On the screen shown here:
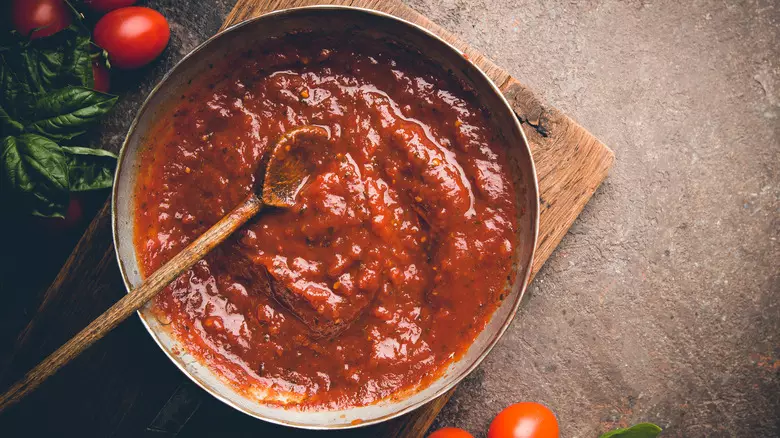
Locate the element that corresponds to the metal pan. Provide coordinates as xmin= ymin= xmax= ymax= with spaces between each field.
xmin=112 ymin=5 xmax=539 ymax=429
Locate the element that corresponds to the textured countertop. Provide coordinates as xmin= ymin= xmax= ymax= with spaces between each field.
xmin=2 ymin=1 xmax=778 ymax=437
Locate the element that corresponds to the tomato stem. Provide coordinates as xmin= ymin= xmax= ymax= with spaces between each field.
xmin=63 ymin=0 xmax=85 ymax=21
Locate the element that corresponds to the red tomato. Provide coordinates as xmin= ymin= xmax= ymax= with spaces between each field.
xmin=488 ymin=402 xmax=560 ymax=438
xmin=83 ymin=0 xmax=136 ymax=14
xmin=92 ymin=60 xmax=111 ymax=93
xmin=429 ymin=427 xmax=474 ymax=438
xmin=11 ymin=0 xmax=72 ymax=39
xmin=93 ymin=7 xmax=170 ymax=69
xmin=40 ymin=195 xmax=84 ymax=232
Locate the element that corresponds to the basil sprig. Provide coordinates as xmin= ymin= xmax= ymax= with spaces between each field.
xmin=600 ymin=423 xmax=662 ymax=438
xmin=0 ymin=25 xmax=118 ymax=218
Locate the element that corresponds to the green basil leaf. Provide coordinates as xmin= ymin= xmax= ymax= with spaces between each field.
xmin=33 ymin=29 xmax=93 ymax=90
xmin=0 ymin=24 xmax=94 ymax=130
xmin=8 ymin=26 xmax=94 ymax=94
xmin=27 ymin=86 xmax=117 ymax=140
xmin=0 ymin=52 xmax=36 ymax=127
xmin=1 ymin=134 xmax=69 ymax=217
xmin=600 ymin=423 xmax=662 ymax=438
xmin=0 ymin=103 xmax=24 ymax=136
xmin=0 ymin=50 xmax=36 ymax=105
xmin=61 ymin=146 xmax=117 ymax=191
xmin=72 ymin=32 xmax=94 ymax=89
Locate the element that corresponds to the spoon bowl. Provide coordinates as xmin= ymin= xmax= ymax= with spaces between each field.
xmin=263 ymin=125 xmax=330 ymax=208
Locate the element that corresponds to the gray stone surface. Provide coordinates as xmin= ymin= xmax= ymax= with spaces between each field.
xmin=99 ymin=1 xmax=779 ymax=436
xmin=407 ymin=1 xmax=779 ymax=437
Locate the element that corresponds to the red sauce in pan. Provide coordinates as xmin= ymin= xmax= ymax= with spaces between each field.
xmin=134 ymin=33 xmax=518 ymax=408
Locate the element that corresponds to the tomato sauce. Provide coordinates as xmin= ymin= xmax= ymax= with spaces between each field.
xmin=134 ymin=33 xmax=518 ymax=408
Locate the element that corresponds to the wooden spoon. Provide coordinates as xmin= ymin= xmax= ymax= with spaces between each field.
xmin=0 ymin=125 xmax=330 ymax=411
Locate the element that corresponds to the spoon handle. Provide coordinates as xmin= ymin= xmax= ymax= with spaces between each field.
xmin=0 ymin=193 xmax=264 ymax=412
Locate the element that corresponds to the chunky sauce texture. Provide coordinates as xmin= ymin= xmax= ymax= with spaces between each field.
xmin=134 ymin=34 xmax=518 ymax=408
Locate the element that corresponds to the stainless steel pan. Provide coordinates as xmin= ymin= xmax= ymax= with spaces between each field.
xmin=112 ymin=5 xmax=539 ymax=429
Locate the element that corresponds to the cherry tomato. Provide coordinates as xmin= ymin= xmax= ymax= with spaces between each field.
xmin=40 ymin=195 xmax=85 ymax=232
xmin=488 ymin=402 xmax=560 ymax=438
xmin=92 ymin=60 xmax=111 ymax=93
xmin=93 ymin=7 xmax=170 ymax=69
xmin=11 ymin=0 xmax=72 ymax=39
xmin=83 ymin=0 xmax=136 ymax=14
xmin=429 ymin=427 xmax=474 ymax=438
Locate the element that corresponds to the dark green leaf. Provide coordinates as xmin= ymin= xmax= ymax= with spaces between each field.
xmin=34 ymin=29 xmax=93 ymax=90
xmin=0 ymin=52 xmax=35 ymax=127
xmin=27 ymin=86 xmax=117 ymax=140
xmin=1 ymin=134 xmax=69 ymax=217
xmin=72 ymin=32 xmax=94 ymax=88
xmin=0 ymin=50 xmax=36 ymax=103
xmin=9 ymin=26 xmax=94 ymax=93
xmin=0 ymin=23 xmax=114 ymax=218
xmin=0 ymin=102 xmax=24 ymax=136
xmin=600 ymin=423 xmax=662 ymax=438
xmin=62 ymin=146 xmax=117 ymax=191
xmin=0 ymin=25 xmax=94 ymax=129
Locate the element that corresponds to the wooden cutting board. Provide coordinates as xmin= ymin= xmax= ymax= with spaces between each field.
xmin=0 ymin=1 xmax=613 ymax=437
